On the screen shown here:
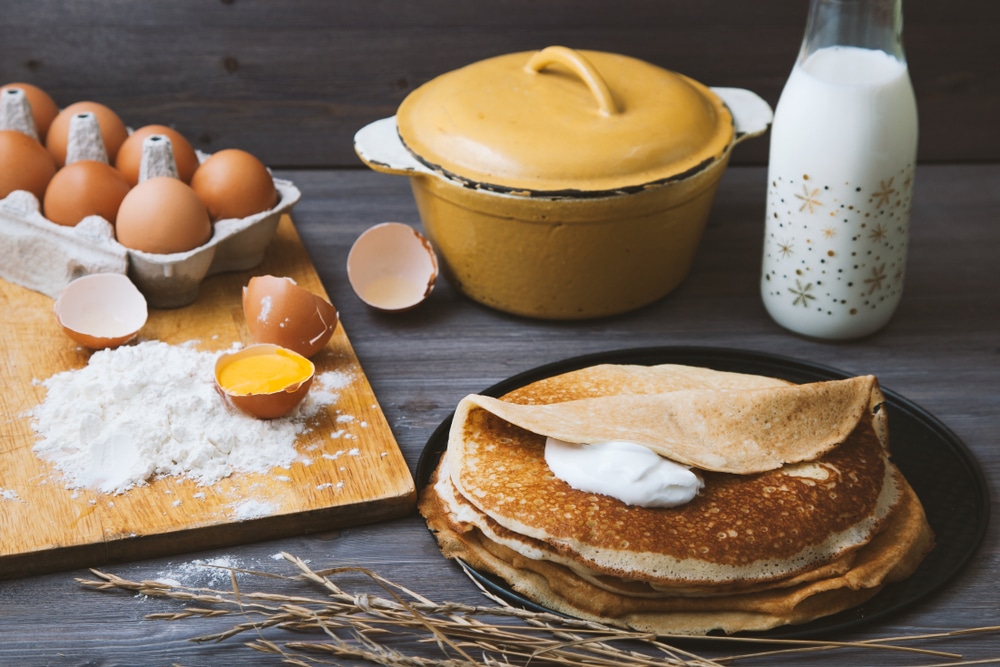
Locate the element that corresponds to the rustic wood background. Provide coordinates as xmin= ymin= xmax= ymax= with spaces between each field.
xmin=1 ymin=0 xmax=996 ymax=168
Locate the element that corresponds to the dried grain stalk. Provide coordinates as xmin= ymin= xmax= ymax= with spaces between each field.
xmin=77 ymin=553 xmax=1000 ymax=667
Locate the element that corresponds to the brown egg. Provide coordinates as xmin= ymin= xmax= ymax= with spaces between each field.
xmin=0 ymin=82 xmax=58 ymax=140
xmin=115 ymin=124 xmax=200 ymax=185
xmin=0 ymin=129 xmax=57 ymax=200
xmin=347 ymin=222 xmax=439 ymax=311
xmin=214 ymin=343 xmax=315 ymax=419
xmin=115 ymin=176 xmax=212 ymax=254
xmin=54 ymin=273 xmax=148 ymax=350
xmin=190 ymin=148 xmax=278 ymax=220
xmin=242 ymin=275 xmax=339 ymax=358
xmin=46 ymin=101 xmax=129 ymax=167
xmin=43 ymin=160 xmax=131 ymax=227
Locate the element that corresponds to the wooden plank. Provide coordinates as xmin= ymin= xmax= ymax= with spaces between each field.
xmin=0 ymin=214 xmax=416 ymax=580
xmin=0 ymin=0 xmax=996 ymax=167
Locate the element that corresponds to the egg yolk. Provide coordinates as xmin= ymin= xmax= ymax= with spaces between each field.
xmin=218 ymin=348 xmax=313 ymax=395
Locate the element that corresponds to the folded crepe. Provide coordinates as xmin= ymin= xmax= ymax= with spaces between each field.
xmin=419 ymin=363 xmax=934 ymax=635
xmin=453 ymin=372 xmax=886 ymax=474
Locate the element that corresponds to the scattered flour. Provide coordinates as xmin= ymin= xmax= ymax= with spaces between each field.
xmin=151 ymin=553 xmax=311 ymax=589
xmin=30 ymin=339 xmax=354 ymax=495
xmin=316 ymin=481 xmax=345 ymax=491
xmin=230 ymin=498 xmax=278 ymax=520
xmin=154 ymin=555 xmax=249 ymax=588
xmin=1 ymin=488 xmax=23 ymax=502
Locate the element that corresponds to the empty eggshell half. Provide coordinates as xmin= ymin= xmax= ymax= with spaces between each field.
xmin=53 ymin=273 xmax=148 ymax=349
xmin=347 ymin=222 xmax=438 ymax=311
xmin=214 ymin=343 xmax=315 ymax=419
xmin=242 ymin=275 xmax=339 ymax=358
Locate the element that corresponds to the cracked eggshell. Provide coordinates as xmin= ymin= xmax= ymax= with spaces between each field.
xmin=242 ymin=275 xmax=339 ymax=358
xmin=347 ymin=222 xmax=438 ymax=311
xmin=53 ymin=273 xmax=147 ymax=349
xmin=214 ymin=343 xmax=315 ymax=420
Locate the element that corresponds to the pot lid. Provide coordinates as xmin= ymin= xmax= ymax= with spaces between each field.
xmin=396 ymin=46 xmax=734 ymax=195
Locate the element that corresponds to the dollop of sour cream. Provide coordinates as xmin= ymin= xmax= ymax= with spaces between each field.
xmin=544 ymin=438 xmax=704 ymax=508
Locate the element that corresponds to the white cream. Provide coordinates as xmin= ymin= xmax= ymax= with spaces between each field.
xmin=544 ymin=438 xmax=703 ymax=508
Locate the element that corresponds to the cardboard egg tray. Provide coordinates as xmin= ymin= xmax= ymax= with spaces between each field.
xmin=0 ymin=174 xmax=300 ymax=309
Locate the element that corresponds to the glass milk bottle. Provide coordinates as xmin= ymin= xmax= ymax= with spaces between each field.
xmin=760 ymin=0 xmax=918 ymax=339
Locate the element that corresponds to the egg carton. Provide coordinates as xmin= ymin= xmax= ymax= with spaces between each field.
xmin=0 ymin=176 xmax=300 ymax=308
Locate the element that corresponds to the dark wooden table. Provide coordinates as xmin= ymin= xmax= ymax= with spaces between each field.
xmin=2 ymin=164 xmax=997 ymax=665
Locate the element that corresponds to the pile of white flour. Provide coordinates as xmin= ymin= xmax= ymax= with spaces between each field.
xmin=30 ymin=339 xmax=352 ymax=495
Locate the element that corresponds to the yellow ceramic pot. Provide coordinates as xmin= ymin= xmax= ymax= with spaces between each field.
xmin=355 ymin=46 xmax=772 ymax=319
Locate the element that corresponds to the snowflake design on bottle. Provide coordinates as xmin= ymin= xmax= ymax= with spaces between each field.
xmin=761 ymin=164 xmax=915 ymax=324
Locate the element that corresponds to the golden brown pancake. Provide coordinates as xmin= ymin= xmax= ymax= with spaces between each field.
xmin=447 ymin=404 xmax=899 ymax=586
xmin=421 ymin=465 xmax=933 ymax=635
xmin=430 ymin=456 xmax=865 ymax=598
xmin=419 ymin=363 xmax=934 ymax=635
xmin=421 ymin=472 xmax=933 ymax=634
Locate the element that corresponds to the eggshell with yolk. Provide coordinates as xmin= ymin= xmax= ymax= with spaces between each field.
xmin=242 ymin=275 xmax=339 ymax=358
xmin=214 ymin=343 xmax=315 ymax=419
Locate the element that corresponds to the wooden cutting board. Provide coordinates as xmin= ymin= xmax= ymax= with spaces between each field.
xmin=0 ymin=215 xmax=416 ymax=580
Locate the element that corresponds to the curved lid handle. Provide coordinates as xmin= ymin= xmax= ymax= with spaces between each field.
xmin=524 ymin=46 xmax=620 ymax=116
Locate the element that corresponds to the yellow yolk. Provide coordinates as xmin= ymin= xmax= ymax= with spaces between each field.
xmin=217 ymin=347 xmax=313 ymax=395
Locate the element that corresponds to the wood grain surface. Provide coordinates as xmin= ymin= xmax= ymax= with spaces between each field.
xmin=0 ymin=215 xmax=415 ymax=580
xmin=0 ymin=164 xmax=996 ymax=665
xmin=0 ymin=0 xmax=996 ymax=167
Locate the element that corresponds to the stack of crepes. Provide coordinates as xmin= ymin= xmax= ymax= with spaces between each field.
xmin=419 ymin=363 xmax=935 ymax=635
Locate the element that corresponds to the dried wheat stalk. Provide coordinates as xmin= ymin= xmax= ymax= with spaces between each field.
xmin=77 ymin=553 xmax=1000 ymax=667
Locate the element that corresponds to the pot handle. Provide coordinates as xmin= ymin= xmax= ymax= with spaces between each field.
xmin=353 ymin=116 xmax=434 ymax=177
xmin=710 ymin=87 xmax=774 ymax=144
xmin=524 ymin=46 xmax=620 ymax=116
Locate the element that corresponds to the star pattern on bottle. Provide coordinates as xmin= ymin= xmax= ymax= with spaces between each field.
xmin=868 ymin=223 xmax=889 ymax=243
xmin=777 ymin=239 xmax=794 ymax=257
xmin=822 ymin=226 xmax=837 ymax=239
xmin=872 ymin=178 xmax=897 ymax=208
xmin=795 ymin=185 xmax=823 ymax=214
xmin=865 ymin=264 xmax=888 ymax=294
xmin=789 ymin=280 xmax=816 ymax=307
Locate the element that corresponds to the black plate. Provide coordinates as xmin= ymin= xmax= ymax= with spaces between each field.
xmin=416 ymin=346 xmax=990 ymax=640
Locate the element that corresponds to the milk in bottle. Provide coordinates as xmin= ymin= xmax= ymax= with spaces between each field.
xmin=761 ymin=0 xmax=918 ymax=339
